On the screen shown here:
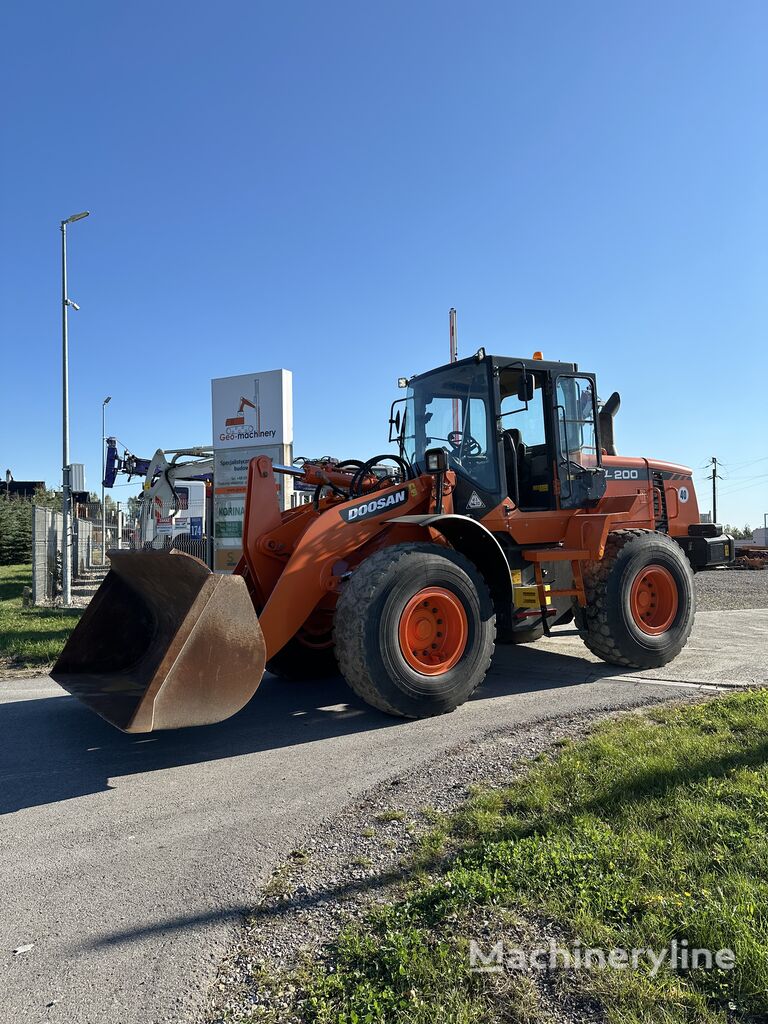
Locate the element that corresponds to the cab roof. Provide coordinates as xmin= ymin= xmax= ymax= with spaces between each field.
xmin=408 ymin=351 xmax=579 ymax=384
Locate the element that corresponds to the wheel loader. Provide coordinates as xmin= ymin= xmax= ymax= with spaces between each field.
xmin=52 ymin=350 xmax=734 ymax=731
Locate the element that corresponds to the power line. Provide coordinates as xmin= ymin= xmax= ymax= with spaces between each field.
xmin=719 ymin=471 xmax=768 ymax=492
xmin=717 ymin=473 xmax=768 ymax=498
xmin=696 ymin=456 xmax=768 ymax=481
xmin=719 ymin=454 xmax=768 ymax=471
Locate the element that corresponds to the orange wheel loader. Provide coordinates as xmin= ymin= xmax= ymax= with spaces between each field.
xmin=52 ymin=351 xmax=735 ymax=731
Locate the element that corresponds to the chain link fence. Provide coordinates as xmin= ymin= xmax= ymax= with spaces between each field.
xmin=31 ymin=495 xmax=217 ymax=607
xmin=31 ymin=506 xmax=96 ymax=604
xmin=30 ymin=501 xmax=127 ymax=605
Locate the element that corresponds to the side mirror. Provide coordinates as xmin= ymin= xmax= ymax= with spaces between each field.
xmin=388 ymin=399 xmax=407 ymax=444
xmin=517 ymin=373 xmax=535 ymax=404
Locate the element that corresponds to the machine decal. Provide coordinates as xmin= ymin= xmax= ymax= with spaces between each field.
xmin=678 ymin=486 xmax=689 ymax=503
xmin=605 ymin=465 xmax=690 ymax=482
xmin=340 ymin=488 xmax=408 ymax=523
xmin=466 ymin=491 xmax=486 ymax=510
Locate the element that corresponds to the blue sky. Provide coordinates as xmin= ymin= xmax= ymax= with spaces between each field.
xmin=1 ymin=1 xmax=766 ymax=526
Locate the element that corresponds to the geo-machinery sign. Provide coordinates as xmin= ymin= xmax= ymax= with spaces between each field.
xmin=211 ymin=369 xmax=293 ymax=449
xmin=211 ymin=370 xmax=293 ymax=571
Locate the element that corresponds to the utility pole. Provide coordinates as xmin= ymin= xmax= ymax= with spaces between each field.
xmin=60 ymin=210 xmax=90 ymax=606
xmin=707 ymin=456 xmax=723 ymax=524
xmin=449 ymin=307 xmax=458 ymax=432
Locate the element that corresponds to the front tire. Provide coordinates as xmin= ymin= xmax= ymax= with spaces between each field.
xmin=334 ymin=543 xmax=496 ymax=718
xmin=575 ymin=529 xmax=695 ymax=668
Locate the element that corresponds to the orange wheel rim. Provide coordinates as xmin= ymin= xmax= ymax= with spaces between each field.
xmin=398 ymin=587 xmax=468 ymax=676
xmin=629 ymin=565 xmax=679 ymax=635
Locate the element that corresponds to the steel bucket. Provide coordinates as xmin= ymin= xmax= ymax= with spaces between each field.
xmin=51 ymin=550 xmax=266 ymax=732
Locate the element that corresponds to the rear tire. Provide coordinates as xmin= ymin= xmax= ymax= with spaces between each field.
xmin=575 ymin=529 xmax=695 ymax=668
xmin=334 ymin=543 xmax=496 ymax=718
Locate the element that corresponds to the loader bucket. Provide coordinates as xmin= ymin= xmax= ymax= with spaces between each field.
xmin=51 ymin=549 xmax=266 ymax=732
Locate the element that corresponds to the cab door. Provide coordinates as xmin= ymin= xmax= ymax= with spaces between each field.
xmin=553 ymin=374 xmax=607 ymax=509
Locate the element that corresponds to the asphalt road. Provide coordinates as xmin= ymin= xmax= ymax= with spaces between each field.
xmin=2 ymin=608 xmax=766 ymax=1024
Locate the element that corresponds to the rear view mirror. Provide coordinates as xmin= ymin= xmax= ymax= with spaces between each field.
xmin=517 ymin=373 xmax=535 ymax=404
xmin=389 ymin=399 xmax=407 ymax=443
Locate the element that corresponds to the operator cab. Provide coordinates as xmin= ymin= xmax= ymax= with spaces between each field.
xmin=395 ymin=351 xmax=606 ymax=518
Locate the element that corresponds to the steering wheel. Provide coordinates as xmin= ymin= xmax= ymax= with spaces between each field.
xmin=447 ymin=430 xmax=482 ymax=457
xmin=349 ymin=454 xmax=412 ymax=497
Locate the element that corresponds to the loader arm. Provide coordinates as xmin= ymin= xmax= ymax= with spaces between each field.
xmin=239 ymin=457 xmax=433 ymax=659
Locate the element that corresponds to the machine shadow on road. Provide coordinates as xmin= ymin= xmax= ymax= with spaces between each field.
xmin=1 ymin=637 xmax=635 ymax=815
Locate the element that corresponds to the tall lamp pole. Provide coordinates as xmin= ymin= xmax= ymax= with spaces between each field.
xmin=61 ymin=210 xmax=90 ymax=606
xmin=101 ymin=396 xmax=111 ymax=565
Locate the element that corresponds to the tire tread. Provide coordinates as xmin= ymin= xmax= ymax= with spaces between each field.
xmin=334 ymin=543 xmax=495 ymax=717
xmin=574 ymin=529 xmax=693 ymax=668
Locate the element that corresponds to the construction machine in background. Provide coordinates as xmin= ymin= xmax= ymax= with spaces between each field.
xmin=103 ymin=441 xmax=214 ymax=554
xmin=53 ymin=350 xmax=734 ymax=732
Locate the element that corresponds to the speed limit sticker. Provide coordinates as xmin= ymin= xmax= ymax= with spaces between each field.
xmin=678 ymin=486 xmax=689 ymax=503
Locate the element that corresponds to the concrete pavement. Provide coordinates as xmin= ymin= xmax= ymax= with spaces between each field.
xmin=1 ymin=609 xmax=765 ymax=1023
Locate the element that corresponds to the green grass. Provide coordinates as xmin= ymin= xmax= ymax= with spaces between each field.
xmin=375 ymin=809 xmax=407 ymax=823
xmin=248 ymin=692 xmax=768 ymax=1024
xmin=0 ymin=564 xmax=82 ymax=669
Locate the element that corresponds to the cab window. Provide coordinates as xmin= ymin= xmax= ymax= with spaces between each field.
xmin=555 ymin=377 xmax=599 ymax=468
xmin=499 ymin=376 xmax=546 ymax=446
xmin=498 ymin=369 xmax=551 ymax=509
xmin=555 ymin=375 xmax=602 ymax=508
xmin=404 ymin=365 xmax=498 ymax=493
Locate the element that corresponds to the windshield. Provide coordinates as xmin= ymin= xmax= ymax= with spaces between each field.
xmin=404 ymin=363 xmax=498 ymax=493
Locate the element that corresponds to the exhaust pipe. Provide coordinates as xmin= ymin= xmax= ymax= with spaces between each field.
xmin=599 ymin=391 xmax=621 ymax=456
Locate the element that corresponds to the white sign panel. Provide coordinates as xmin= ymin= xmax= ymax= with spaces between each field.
xmin=211 ymin=369 xmax=292 ymax=449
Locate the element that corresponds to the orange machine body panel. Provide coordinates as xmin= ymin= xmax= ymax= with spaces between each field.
xmin=233 ymin=446 xmax=696 ymax=661
xmin=237 ymin=459 xmax=434 ymax=659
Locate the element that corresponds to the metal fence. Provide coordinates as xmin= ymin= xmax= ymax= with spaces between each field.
xmin=31 ymin=506 xmax=96 ymax=604
xmin=30 ymin=502 xmax=130 ymax=604
xmin=30 ymin=492 xmax=221 ymax=604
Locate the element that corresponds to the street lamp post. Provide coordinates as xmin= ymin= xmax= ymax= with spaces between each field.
xmin=101 ymin=396 xmax=112 ymax=564
xmin=61 ymin=210 xmax=90 ymax=606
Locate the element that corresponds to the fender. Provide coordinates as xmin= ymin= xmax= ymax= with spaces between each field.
xmin=390 ymin=513 xmax=513 ymax=610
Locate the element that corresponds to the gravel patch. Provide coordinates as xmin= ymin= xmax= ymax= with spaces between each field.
xmin=695 ymin=568 xmax=768 ymax=611
xmin=203 ymin=691 xmax=710 ymax=1024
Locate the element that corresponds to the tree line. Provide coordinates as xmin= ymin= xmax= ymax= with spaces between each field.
xmin=0 ymin=490 xmax=60 ymax=565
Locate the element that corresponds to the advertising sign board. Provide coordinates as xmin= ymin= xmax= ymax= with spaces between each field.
xmin=210 ymin=371 xmax=293 ymax=572
xmin=211 ymin=370 xmax=292 ymax=450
